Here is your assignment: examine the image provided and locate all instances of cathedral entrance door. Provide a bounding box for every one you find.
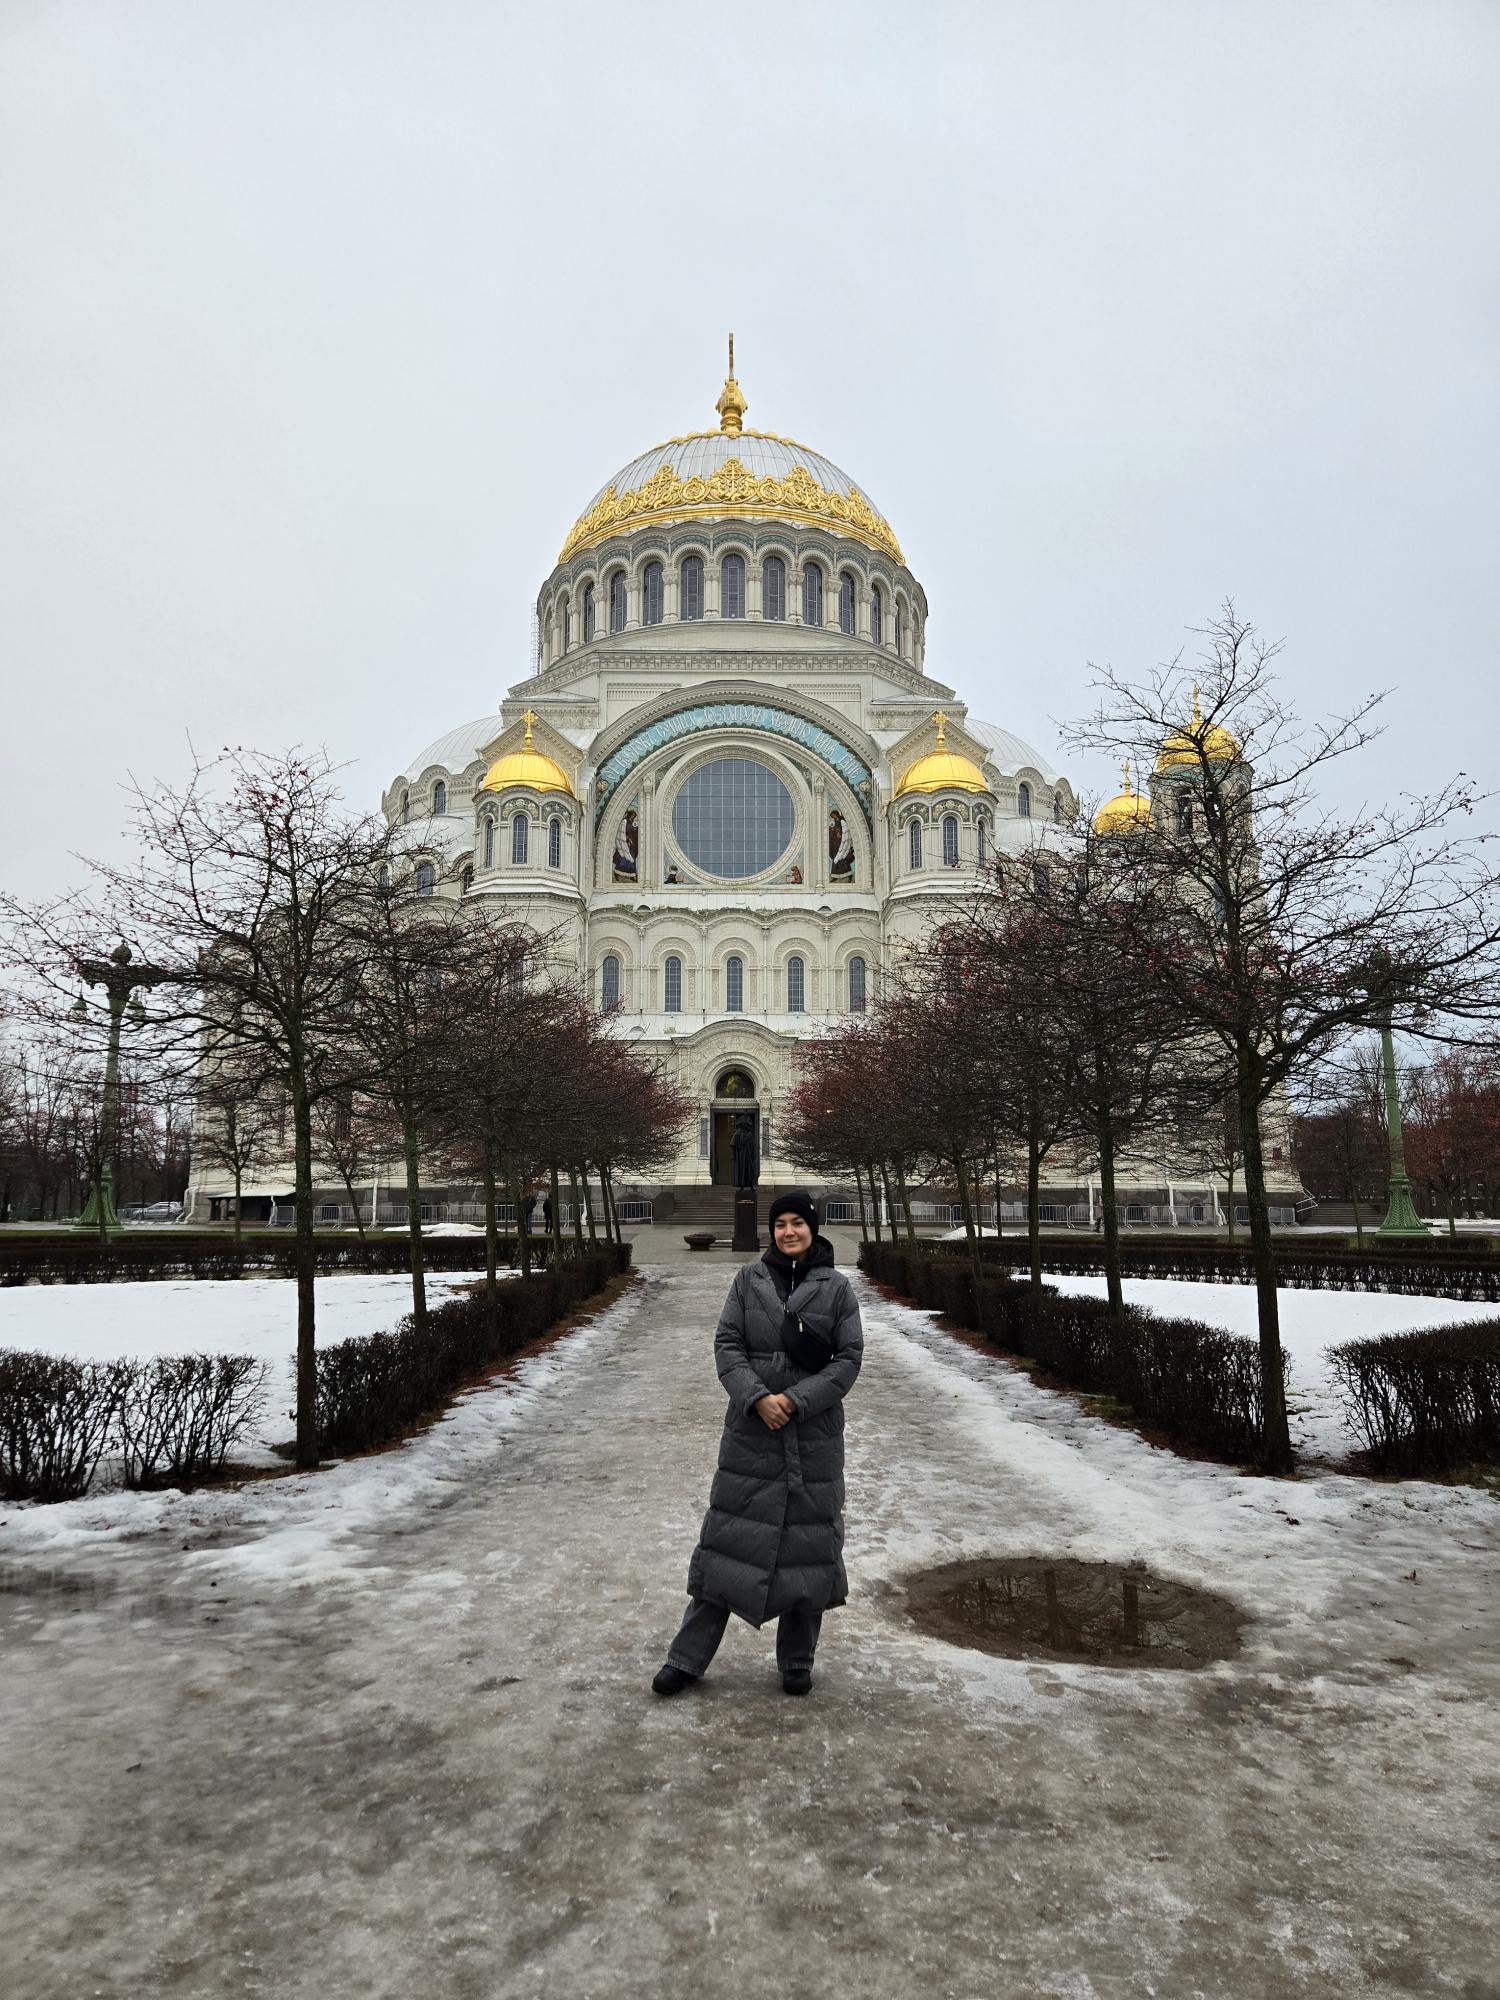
[711,1109,759,1185]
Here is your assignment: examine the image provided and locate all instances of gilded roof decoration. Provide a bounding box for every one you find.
[559,449,904,565]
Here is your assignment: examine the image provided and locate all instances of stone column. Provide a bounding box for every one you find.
[811,777,828,889]
[664,568,679,622]
[639,774,657,890]
[748,561,763,620]
[626,576,641,630]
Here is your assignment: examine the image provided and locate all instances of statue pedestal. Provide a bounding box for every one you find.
[732,1187,760,1252]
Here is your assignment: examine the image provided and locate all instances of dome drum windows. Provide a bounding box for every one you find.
[942,813,960,866]
[721,552,746,620]
[680,554,705,621]
[801,563,824,629]
[763,554,787,621]
[511,816,529,865]
[583,582,596,643]
[838,570,856,636]
[642,560,665,626]
[870,584,883,646]
[609,570,627,634]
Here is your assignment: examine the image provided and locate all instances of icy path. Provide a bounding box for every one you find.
[2,1265,1497,2000]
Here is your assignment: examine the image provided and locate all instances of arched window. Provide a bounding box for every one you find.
[721,553,746,619]
[838,571,856,636]
[848,955,867,1014]
[724,954,744,1012]
[459,864,473,895]
[1177,797,1194,836]
[414,861,436,898]
[548,816,562,868]
[511,816,528,865]
[763,555,786,621]
[1017,781,1032,818]
[943,813,959,865]
[894,603,905,656]
[400,789,410,825]
[561,598,570,652]
[583,582,596,643]
[870,584,883,645]
[909,819,922,870]
[802,564,824,628]
[378,863,391,893]
[977,816,987,865]
[786,955,805,1013]
[680,554,705,620]
[609,570,627,633]
[664,954,683,1013]
[642,560,664,626]
[432,779,447,816]
[601,954,621,1012]
[483,816,495,867]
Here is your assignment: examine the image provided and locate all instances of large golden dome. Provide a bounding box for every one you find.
[1156,689,1241,771]
[480,712,575,797]
[558,344,903,566]
[1092,765,1153,836]
[895,712,987,798]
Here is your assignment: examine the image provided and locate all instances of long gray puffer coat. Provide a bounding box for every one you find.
[686,1247,864,1626]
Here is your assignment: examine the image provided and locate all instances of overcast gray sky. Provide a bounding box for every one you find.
[3,0,1497,899]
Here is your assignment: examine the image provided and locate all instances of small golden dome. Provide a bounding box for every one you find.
[715,332,747,437]
[894,711,988,798]
[1092,763,1153,836]
[480,711,575,797]
[1156,688,1241,771]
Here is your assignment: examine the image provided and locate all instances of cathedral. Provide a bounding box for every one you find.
[382,349,1080,1197]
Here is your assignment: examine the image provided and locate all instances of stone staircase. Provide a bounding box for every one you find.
[665,1184,792,1241]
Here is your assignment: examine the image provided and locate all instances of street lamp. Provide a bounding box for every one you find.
[1364,948,1431,1242]
[72,942,166,1236]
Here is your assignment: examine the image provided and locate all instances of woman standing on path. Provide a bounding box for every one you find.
[653,1190,864,1698]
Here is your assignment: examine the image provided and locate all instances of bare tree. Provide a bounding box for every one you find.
[196,1078,277,1241]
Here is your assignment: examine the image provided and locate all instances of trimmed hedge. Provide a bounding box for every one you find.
[862,1241,1276,1460]
[929,1234,1500,1304]
[1330,1322,1500,1472]
[0,1231,557,1288]
[0,1350,267,1501]
[316,1245,631,1454]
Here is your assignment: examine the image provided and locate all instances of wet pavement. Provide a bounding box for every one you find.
[3,1260,1498,2000]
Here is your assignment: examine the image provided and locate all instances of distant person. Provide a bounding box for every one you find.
[652,1190,863,1699]
[521,1191,538,1236]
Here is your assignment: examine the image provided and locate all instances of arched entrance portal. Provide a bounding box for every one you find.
[710,1067,759,1186]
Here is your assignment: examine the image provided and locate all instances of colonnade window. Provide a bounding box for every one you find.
[562,600,570,651]
[722,553,746,619]
[763,555,787,621]
[838,570,856,636]
[1017,781,1032,819]
[548,816,562,868]
[601,955,621,1012]
[609,570,627,633]
[725,954,744,1012]
[848,955,867,1013]
[483,817,495,867]
[643,561,664,626]
[942,813,959,865]
[511,816,528,865]
[432,780,447,816]
[415,862,436,898]
[664,955,683,1013]
[802,564,824,628]
[787,955,805,1013]
[909,819,922,869]
[583,583,596,642]
[870,584,883,645]
[681,554,705,621]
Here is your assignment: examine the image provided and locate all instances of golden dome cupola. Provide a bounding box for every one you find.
[895,712,988,798]
[1092,763,1154,836]
[714,334,748,438]
[1156,688,1241,771]
[480,711,575,797]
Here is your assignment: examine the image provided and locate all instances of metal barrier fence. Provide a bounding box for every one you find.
[821,1197,1298,1230]
[286,1195,657,1230]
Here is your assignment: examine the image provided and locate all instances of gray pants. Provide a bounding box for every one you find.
[665,1597,822,1677]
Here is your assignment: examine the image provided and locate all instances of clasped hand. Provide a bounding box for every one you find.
[755,1393,796,1430]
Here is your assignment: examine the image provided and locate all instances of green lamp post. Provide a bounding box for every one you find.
[1367,949,1431,1241]
[72,942,160,1237]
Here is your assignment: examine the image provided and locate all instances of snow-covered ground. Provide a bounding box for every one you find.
[1042,1273,1495,1462]
[0,1271,487,1464]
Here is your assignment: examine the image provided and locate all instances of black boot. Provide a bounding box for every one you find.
[781,1668,813,1696]
[652,1664,697,1697]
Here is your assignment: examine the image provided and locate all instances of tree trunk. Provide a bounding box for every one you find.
[232,1164,244,1244]
[549,1163,564,1264]
[482,1152,499,1286]
[1096,1116,1125,1318]
[402,1109,427,1328]
[880,1162,898,1247]
[1348,1167,1365,1242]
[1237,1059,1293,1474]
[291,1078,318,1471]
[583,1167,599,1242]
[851,1162,869,1242]
[1026,1131,1043,1298]
[568,1166,587,1250]
[993,1159,1005,1240]
[509,1168,532,1274]
[894,1158,918,1247]
[953,1152,983,1296]
[867,1160,884,1243]
[601,1165,621,1249]
[1224,1169,1237,1241]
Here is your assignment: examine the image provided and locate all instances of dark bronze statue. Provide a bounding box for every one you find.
[731,1111,759,1190]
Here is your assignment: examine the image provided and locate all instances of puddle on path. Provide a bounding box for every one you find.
[901,1557,1244,1669]
[0,1562,191,1638]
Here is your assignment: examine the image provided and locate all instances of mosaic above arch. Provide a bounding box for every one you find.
[593,702,875,827]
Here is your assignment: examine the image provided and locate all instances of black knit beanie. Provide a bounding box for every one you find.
[766,1188,819,1235]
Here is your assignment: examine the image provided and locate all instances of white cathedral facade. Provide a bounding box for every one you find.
[380,354,1080,1196]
